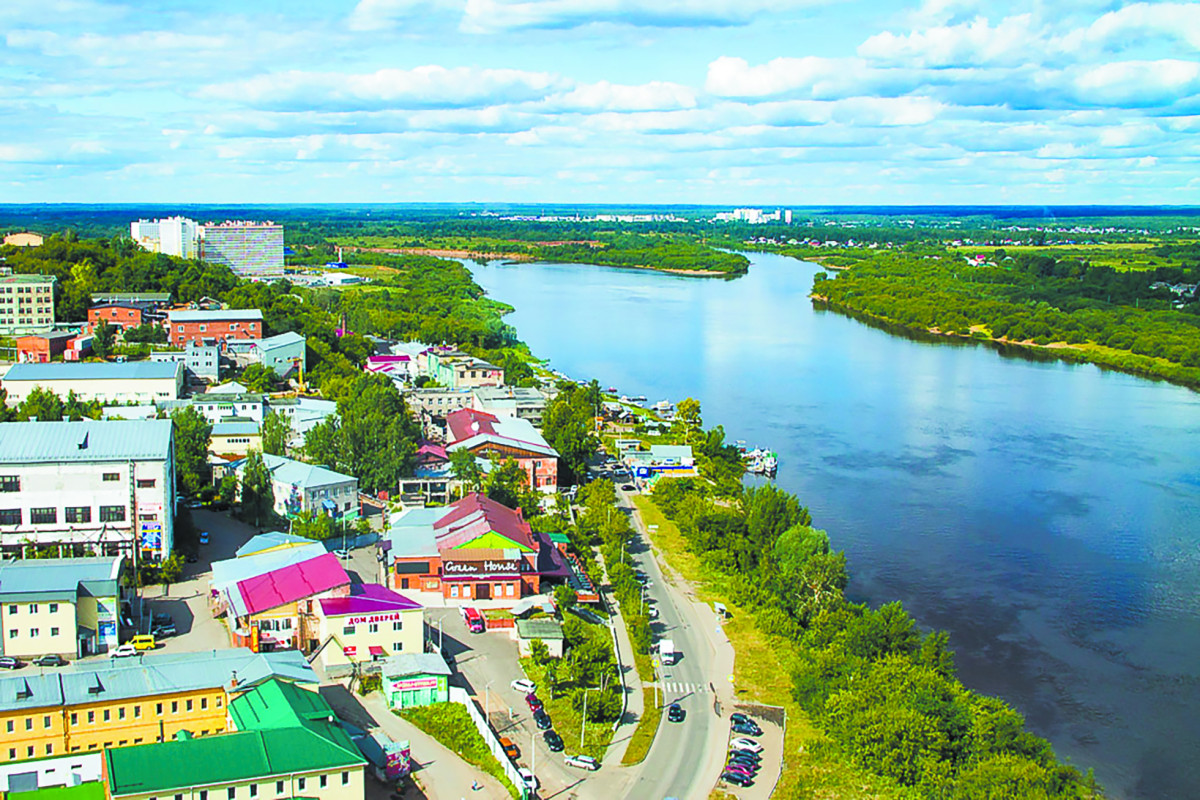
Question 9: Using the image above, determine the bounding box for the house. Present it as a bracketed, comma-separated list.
[379, 653, 452, 710]
[86, 300, 165, 333]
[264, 397, 337, 446]
[384, 493, 571, 605]
[0, 420, 175, 563]
[364, 354, 414, 383]
[425, 347, 504, 389]
[0, 362, 184, 406]
[232, 454, 359, 523]
[210, 540, 329, 612]
[445, 408, 559, 492]
[471, 386, 548, 427]
[626, 444, 696, 477]
[147, 341, 220, 382]
[314, 584, 424, 670]
[210, 419, 262, 459]
[0, 557, 126, 658]
[166, 309, 262, 348]
[223, 553, 352, 653]
[189, 392, 267, 425]
[104, 678, 364, 800]
[513, 618, 565, 658]
[227, 331, 306, 377]
[14, 332, 77, 364]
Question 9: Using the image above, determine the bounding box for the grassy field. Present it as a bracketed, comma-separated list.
[947, 242, 1190, 271]
[621, 688, 663, 766]
[519, 657, 615, 762]
[632, 496, 913, 800]
[397, 702, 520, 799]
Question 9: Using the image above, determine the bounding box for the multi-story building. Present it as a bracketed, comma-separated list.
[188, 391, 267, 424]
[445, 407, 559, 492]
[222, 553, 352, 653]
[226, 331, 306, 376]
[166, 309, 263, 347]
[0, 274, 55, 336]
[425, 347, 504, 389]
[130, 217, 200, 259]
[314, 584, 423, 668]
[1, 362, 184, 406]
[147, 341, 220, 382]
[471, 386, 548, 427]
[210, 419, 261, 459]
[0, 420, 175, 563]
[232, 454, 359, 523]
[0, 557, 126, 659]
[86, 300, 166, 333]
[0, 648, 318, 765]
[199, 221, 284, 279]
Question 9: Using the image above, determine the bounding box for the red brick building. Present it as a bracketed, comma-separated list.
[445, 408, 559, 492]
[87, 300, 162, 332]
[167, 309, 263, 347]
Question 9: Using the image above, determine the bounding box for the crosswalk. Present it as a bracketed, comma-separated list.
[655, 681, 710, 695]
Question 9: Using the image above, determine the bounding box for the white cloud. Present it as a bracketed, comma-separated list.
[459, 0, 821, 33]
[1073, 59, 1200, 106]
[858, 14, 1037, 68]
[1063, 2, 1200, 52]
[705, 55, 864, 99]
[549, 80, 697, 112]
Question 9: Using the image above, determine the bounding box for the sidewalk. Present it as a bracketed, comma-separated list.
[320, 684, 508, 800]
[596, 568, 647, 768]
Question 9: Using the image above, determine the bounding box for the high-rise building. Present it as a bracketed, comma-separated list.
[0, 272, 56, 335]
[130, 216, 199, 258]
[200, 221, 284, 278]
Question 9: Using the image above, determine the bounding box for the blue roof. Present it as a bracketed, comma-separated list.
[211, 542, 328, 593]
[236, 532, 316, 557]
[212, 420, 260, 437]
[0, 556, 124, 601]
[0, 420, 173, 464]
[233, 453, 355, 491]
[4, 361, 182, 382]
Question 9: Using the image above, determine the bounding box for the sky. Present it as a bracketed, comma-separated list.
[1, 0, 1197, 205]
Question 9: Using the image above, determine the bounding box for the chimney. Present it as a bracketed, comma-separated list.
[229, 670, 238, 690]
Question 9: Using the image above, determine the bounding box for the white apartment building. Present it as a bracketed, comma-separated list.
[0, 274, 55, 336]
[0, 362, 184, 406]
[0, 420, 175, 563]
[130, 217, 200, 259]
[200, 221, 284, 278]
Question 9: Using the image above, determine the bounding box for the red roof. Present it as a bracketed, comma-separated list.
[446, 408, 500, 443]
[434, 492, 537, 552]
[235, 552, 350, 616]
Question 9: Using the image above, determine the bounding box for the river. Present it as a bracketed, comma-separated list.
[467, 251, 1200, 800]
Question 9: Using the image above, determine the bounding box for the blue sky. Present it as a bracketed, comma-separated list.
[1, 0, 1197, 204]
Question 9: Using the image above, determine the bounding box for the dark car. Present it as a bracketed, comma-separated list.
[730, 712, 755, 726]
[152, 623, 177, 639]
[533, 709, 552, 730]
[721, 771, 753, 787]
[525, 692, 544, 712]
[667, 703, 685, 723]
[569, 607, 604, 625]
[33, 654, 68, 668]
[622, 484, 636, 491]
[732, 721, 763, 737]
[729, 748, 761, 762]
[0, 657, 23, 670]
[543, 729, 564, 752]
[727, 755, 759, 771]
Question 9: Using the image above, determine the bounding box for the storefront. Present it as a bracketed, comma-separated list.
[381, 653, 452, 710]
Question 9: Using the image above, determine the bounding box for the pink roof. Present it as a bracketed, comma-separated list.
[446, 408, 500, 443]
[434, 492, 537, 552]
[235, 552, 350, 616]
[417, 443, 448, 462]
[319, 583, 422, 617]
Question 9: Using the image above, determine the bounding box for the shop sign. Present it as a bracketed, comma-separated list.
[392, 675, 438, 692]
[384, 740, 411, 780]
[443, 559, 521, 576]
[346, 611, 404, 626]
[343, 646, 357, 658]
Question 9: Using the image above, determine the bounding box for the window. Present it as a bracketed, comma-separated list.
[29, 628, 38, 638]
[5, 721, 11, 733]
[136, 479, 156, 488]
[30, 507, 56, 524]
[275, 782, 283, 795]
[48, 603, 58, 613]
[319, 775, 327, 789]
[65, 507, 91, 523]
[296, 778, 305, 791]
[43, 715, 50, 728]
[103, 709, 110, 722]
[70, 713, 77, 725]
[227, 789, 235, 800]
[186, 699, 193, 712]
[368, 623, 379, 634]
[393, 621, 403, 631]
[342, 772, 349, 786]
[0, 509, 21, 525]
[171, 701, 178, 713]
[199, 792, 207, 800]
[25, 719, 32, 730]
[6, 605, 14, 615]
[88, 711, 94, 723]
[50, 627, 59, 637]
[0, 476, 18, 493]
[155, 703, 162, 715]
[28, 604, 36, 614]
[6, 749, 12, 760]
[200, 697, 207, 710]
[134, 705, 141, 718]
[99, 506, 125, 522]
[7, 630, 14, 640]
[249, 785, 258, 799]
[45, 744, 52, 755]
[102, 472, 120, 482]
[26, 746, 33, 758]
[394, 642, 403, 652]
[118, 707, 125, 720]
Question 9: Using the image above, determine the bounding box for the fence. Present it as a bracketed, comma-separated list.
[448, 685, 530, 799]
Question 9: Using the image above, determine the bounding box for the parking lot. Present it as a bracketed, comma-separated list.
[714, 704, 785, 799]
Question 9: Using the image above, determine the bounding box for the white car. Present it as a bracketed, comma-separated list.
[564, 754, 599, 771]
[517, 767, 538, 791]
[729, 737, 763, 753]
[647, 606, 659, 619]
[110, 644, 138, 659]
[511, 678, 537, 694]
[333, 549, 352, 560]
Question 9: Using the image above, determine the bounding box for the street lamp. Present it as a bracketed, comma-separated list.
[484, 680, 494, 724]
[580, 687, 601, 749]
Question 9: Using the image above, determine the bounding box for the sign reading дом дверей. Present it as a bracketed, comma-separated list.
[441, 558, 523, 576]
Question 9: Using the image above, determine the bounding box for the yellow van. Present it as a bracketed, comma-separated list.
[129, 635, 156, 652]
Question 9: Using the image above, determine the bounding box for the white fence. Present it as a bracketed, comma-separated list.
[448, 685, 530, 799]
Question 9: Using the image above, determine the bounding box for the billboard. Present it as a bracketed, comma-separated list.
[384, 740, 411, 780]
[442, 559, 522, 576]
[139, 521, 164, 552]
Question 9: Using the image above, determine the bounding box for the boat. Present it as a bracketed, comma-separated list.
[653, 400, 673, 412]
[744, 448, 779, 476]
[606, 387, 618, 394]
[629, 395, 647, 402]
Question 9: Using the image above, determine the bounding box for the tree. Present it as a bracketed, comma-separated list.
[674, 397, 702, 442]
[16, 386, 65, 421]
[159, 553, 184, 585]
[541, 384, 599, 484]
[290, 508, 337, 540]
[171, 407, 212, 497]
[449, 447, 483, 493]
[260, 410, 292, 456]
[92, 320, 116, 359]
[218, 473, 238, 507]
[529, 639, 551, 665]
[554, 584, 578, 613]
[240, 449, 275, 528]
[484, 457, 538, 517]
[240, 363, 277, 393]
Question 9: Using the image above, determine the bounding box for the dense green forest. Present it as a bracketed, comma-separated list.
[809, 247, 1200, 389]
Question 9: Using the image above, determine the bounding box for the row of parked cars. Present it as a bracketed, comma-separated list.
[510, 678, 601, 777]
[720, 712, 765, 788]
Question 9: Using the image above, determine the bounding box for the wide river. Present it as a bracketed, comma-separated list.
[468, 251, 1200, 800]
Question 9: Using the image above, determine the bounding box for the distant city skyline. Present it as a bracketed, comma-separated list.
[1, 0, 1197, 204]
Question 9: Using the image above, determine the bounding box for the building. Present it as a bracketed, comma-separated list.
[0, 557, 126, 659]
[445, 408, 559, 492]
[166, 309, 263, 348]
[130, 217, 200, 259]
[514, 618, 565, 658]
[0, 420, 175, 562]
[1, 362, 184, 406]
[379, 653, 451, 710]
[199, 222, 284, 279]
[3, 232, 44, 247]
[104, 678, 365, 800]
[89, 293, 171, 307]
[626, 444, 696, 477]
[264, 397, 336, 446]
[471, 386, 548, 427]
[0, 648, 317, 765]
[233, 454, 359, 523]
[0, 751, 103, 793]
[226, 331, 306, 376]
[15, 332, 76, 364]
[385, 493, 570, 604]
[147, 341, 220, 382]
[364, 354, 415, 383]
[188, 392, 267, 425]
[0, 274, 55, 336]
[86, 300, 166, 334]
[210, 419, 262, 459]
[223, 553, 352, 653]
[404, 387, 474, 434]
[314, 584, 423, 669]
[425, 348, 504, 389]
[210, 538, 329, 612]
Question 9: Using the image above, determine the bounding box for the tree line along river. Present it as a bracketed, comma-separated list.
[467, 251, 1200, 800]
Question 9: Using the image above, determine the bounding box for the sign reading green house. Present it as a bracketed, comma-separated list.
[381, 653, 451, 710]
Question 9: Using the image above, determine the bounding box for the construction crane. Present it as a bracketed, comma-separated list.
[290, 355, 307, 394]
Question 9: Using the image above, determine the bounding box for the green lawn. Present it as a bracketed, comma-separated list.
[397, 702, 520, 799]
[620, 688, 663, 765]
[519, 657, 614, 761]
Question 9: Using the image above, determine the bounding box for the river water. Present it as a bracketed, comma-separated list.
[468, 251, 1200, 800]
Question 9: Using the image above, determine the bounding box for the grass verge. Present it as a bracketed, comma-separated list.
[631, 496, 912, 800]
[397, 702, 520, 799]
[620, 688, 663, 765]
[519, 657, 614, 762]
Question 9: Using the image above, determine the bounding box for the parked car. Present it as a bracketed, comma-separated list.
[33, 654, 67, 668]
[533, 709, 552, 730]
[730, 712, 755, 727]
[543, 729, 564, 752]
[564, 754, 599, 771]
[569, 607, 604, 625]
[647, 606, 659, 619]
[152, 623, 176, 639]
[511, 678, 537, 694]
[727, 753, 760, 769]
[667, 703, 685, 723]
[622, 484, 637, 492]
[728, 748, 760, 763]
[0, 657, 24, 670]
[729, 737, 763, 753]
[732, 721, 763, 737]
[721, 771, 754, 787]
[500, 736, 519, 760]
[516, 768, 537, 792]
[634, 570, 649, 583]
[199, 531, 210, 545]
[129, 635, 156, 651]
[525, 692, 544, 712]
[110, 644, 138, 658]
[333, 549, 352, 560]
[724, 762, 757, 778]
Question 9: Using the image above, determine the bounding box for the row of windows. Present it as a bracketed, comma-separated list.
[0, 506, 125, 525]
[146, 770, 352, 800]
[6, 603, 60, 615]
[342, 621, 404, 636]
[7, 627, 61, 638]
[448, 582, 518, 598]
[2, 695, 223, 737]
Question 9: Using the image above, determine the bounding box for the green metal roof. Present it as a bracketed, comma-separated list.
[547, 532, 570, 543]
[229, 677, 338, 731]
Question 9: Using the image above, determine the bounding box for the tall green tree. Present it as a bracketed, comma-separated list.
[240, 449, 275, 528]
[541, 384, 599, 484]
[449, 446, 483, 493]
[240, 363, 277, 393]
[16, 387, 65, 421]
[171, 407, 212, 496]
[91, 319, 116, 359]
[484, 457, 539, 517]
[260, 410, 292, 456]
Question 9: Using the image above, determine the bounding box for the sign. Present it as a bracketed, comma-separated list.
[98, 620, 117, 646]
[346, 611, 403, 626]
[343, 646, 357, 658]
[384, 740, 411, 780]
[139, 522, 163, 551]
[442, 559, 522, 576]
[392, 676, 439, 692]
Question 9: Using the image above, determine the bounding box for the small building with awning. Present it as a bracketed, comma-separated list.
[380, 653, 452, 710]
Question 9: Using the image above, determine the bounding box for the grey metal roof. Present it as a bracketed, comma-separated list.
[210, 542, 328, 594]
[0, 674, 63, 713]
[385, 507, 443, 558]
[212, 420, 260, 437]
[235, 532, 316, 558]
[3, 361, 182, 383]
[0, 556, 123, 601]
[168, 309, 262, 322]
[234, 453, 355, 491]
[0, 420, 173, 464]
[260, 332, 305, 350]
[380, 652, 451, 680]
[515, 618, 564, 640]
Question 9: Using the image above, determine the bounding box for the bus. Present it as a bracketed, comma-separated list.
[462, 607, 485, 634]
